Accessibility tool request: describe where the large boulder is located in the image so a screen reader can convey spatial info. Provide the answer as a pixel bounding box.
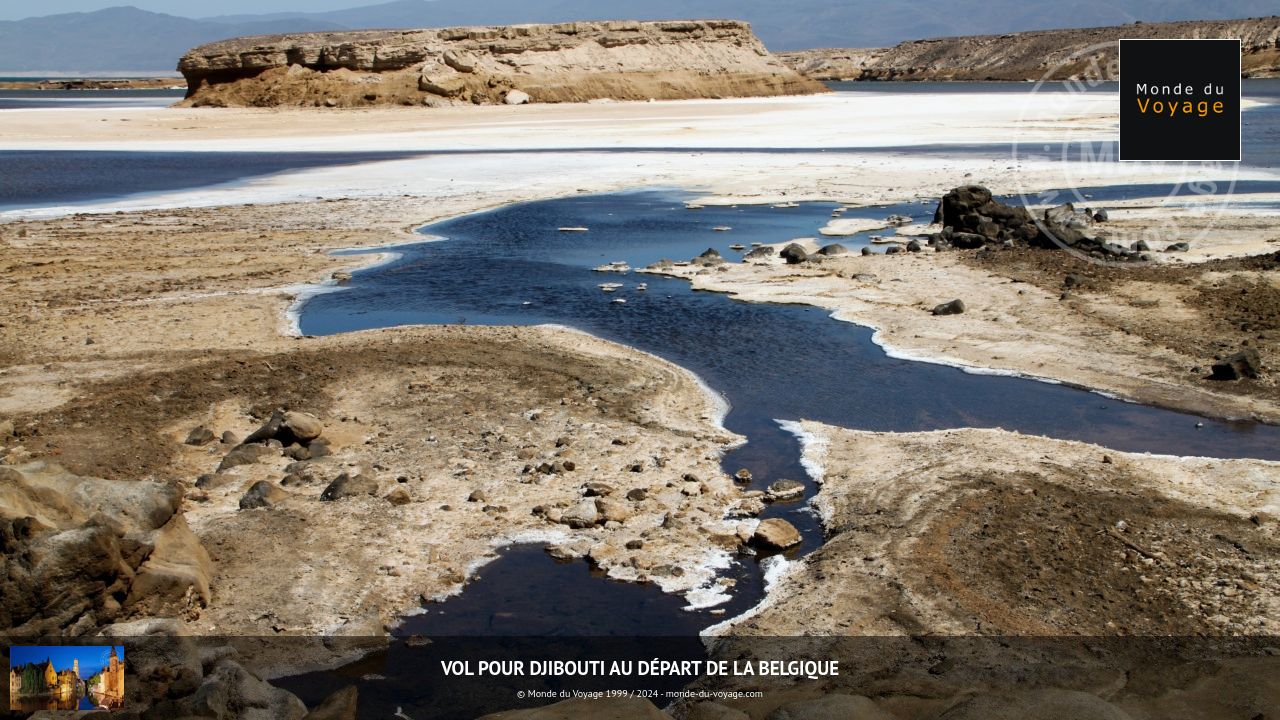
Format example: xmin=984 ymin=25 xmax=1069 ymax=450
xmin=780 ymin=243 xmax=810 ymax=264
xmin=560 ymin=499 xmax=600 ymax=529
xmin=1210 ymin=348 xmax=1263 ymax=380
xmin=283 ymin=412 xmax=324 ymax=441
xmin=752 ymin=518 xmax=802 ymax=550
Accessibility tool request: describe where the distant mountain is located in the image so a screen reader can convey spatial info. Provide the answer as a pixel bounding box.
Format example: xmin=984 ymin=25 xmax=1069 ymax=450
xmin=0 ymin=6 xmax=343 ymax=72
xmin=212 ymin=0 xmax=1280 ymax=49
xmin=3 ymin=0 xmax=1278 ymax=73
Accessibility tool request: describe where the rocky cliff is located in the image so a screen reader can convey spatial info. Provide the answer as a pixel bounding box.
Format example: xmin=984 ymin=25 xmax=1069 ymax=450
xmin=177 ymin=20 xmax=824 ymax=107
xmin=781 ymin=16 xmax=1280 ymax=81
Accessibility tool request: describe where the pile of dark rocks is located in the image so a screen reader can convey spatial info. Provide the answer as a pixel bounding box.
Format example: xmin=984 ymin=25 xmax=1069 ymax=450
xmin=929 ymin=185 xmax=1147 ymax=261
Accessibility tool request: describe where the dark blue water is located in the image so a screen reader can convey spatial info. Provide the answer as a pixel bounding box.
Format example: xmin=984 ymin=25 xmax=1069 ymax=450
xmin=302 ymin=189 xmax=1279 ymax=460
xmin=284 ymin=187 xmax=1280 ymax=717
xmin=0 ymin=150 xmax=420 ymax=211
xmin=5 ymin=79 xmax=1277 ymax=214
xmin=0 ymin=88 xmax=183 ymax=109
xmin=296 ymin=189 xmax=1280 ymax=641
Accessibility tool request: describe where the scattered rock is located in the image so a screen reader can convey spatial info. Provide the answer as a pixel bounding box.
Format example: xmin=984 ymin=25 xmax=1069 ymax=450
xmin=1165 ymin=242 xmax=1190 ymax=252
xmin=320 ymin=473 xmax=379 ymax=501
xmin=504 ymin=89 xmax=531 ymax=105
xmin=582 ymin=482 xmax=616 ymax=497
xmin=308 ymin=438 xmax=333 ymax=458
xmin=0 ymin=418 xmax=13 ymax=437
xmin=780 ymin=243 xmax=809 ymax=264
xmin=283 ymin=411 xmax=324 ymax=441
xmin=239 ymin=481 xmax=288 ymax=510
xmin=220 ymin=430 xmax=239 ymax=445
xmin=560 ymin=499 xmax=600 ymax=528
xmin=1093 ymin=209 xmax=1109 ymax=222
xmin=693 ymin=248 xmax=725 ymax=267
xmin=1210 ymin=348 xmax=1263 ymax=381
xmin=817 ymin=243 xmax=849 ymax=256
xmin=626 ymin=488 xmax=648 ymax=501
xmin=727 ymin=497 xmax=766 ymax=518
xmin=752 ymin=518 xmax=802 ymax=550
xmin=184 ymin=425 xmax=217 ymax=446
xmin=766 ymin=479 xmax=805 ymax=501
xmin=1131 ymin=239 xmax=1149 ymax=251
xmin=595 ymin=497 xmax=631 ymax=523
xmin=744 ymin=246 xmax=775 ymax=261
xmin=860 ymin=247 xmax=874 ymax=256
xmin=885 ymin=245 xmax=902 ymax=255
xmin=734 ymin=468 xmax=753 ymax=483
xmin=384 ymin=488 xmax=412 ymax=506
xmin=906 ymin=239 xmax=923 ymax=252
xmin=243 ymin=410 xmax=286 ymax=445
xmin=932 ymin=299 xmax=967 ymax=316
xmin=949 ymin=231 xmax=988 ymax=249
xmin=217 ymin=443 xmax=280 ymax=472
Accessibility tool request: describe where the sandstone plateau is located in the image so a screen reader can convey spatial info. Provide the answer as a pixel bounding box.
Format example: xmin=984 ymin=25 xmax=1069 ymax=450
xmin=781 ymin=15 xmax=1280 ymax=81
xmin=177 ymin=20 xmax=824 ymax=108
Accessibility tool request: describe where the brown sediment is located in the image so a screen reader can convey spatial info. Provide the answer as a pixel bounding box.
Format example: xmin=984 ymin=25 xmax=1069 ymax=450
xmin=718 ymin=423 xmax=1279 ymax=638
xmin=0 ymin=196 xmax=752 ymax=676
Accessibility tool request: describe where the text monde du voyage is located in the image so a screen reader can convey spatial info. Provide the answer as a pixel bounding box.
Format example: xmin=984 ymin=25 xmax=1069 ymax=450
xmin=1133 ymin=82 xmax=1230 ymax=118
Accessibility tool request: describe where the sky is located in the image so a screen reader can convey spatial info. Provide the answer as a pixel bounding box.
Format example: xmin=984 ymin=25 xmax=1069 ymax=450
xmin=0 ymin=1 xmax=377 ymax=21
xmin=9 ymin=646 xmax=124 ymax=678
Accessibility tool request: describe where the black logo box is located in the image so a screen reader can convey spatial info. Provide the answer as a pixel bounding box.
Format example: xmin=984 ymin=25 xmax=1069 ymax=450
xmin=1119 ymin=38 xmax=1241 ymax=162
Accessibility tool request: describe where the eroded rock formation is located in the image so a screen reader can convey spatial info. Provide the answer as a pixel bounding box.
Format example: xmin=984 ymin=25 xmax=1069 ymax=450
xmin=0 ymin=462 xmax=212 ymax=637
xmin=781 ymin=16 xmax=1280 ymax=81
xmin=177 ymin=20 xmax=824 ymax=108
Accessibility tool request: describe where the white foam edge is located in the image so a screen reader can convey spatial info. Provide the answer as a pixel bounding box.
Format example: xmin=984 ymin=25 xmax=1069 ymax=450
xmin=699 ymin=554 xmax=799 ymax=638
xmin=534 ymin=322 xmax=737 ymax=442
xmin=282 ymin=236 xmax=449 ymax=336
xmin=404 ymin=527 xmax=574 ymax=610
xmin=775 ymin=419 xmax=829 ymax=486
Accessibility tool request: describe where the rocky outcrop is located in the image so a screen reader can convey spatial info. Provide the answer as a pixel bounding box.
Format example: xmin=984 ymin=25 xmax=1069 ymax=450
xmin=781 ymin=16 xmax=1280 ymax=81
xmin=177 ymin=20 xmax=824 ymax=108
xmin=929 ymin=184 xmax=1141 ymax=261
xmin=0 ymin=462 xmax=212 ymax=637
